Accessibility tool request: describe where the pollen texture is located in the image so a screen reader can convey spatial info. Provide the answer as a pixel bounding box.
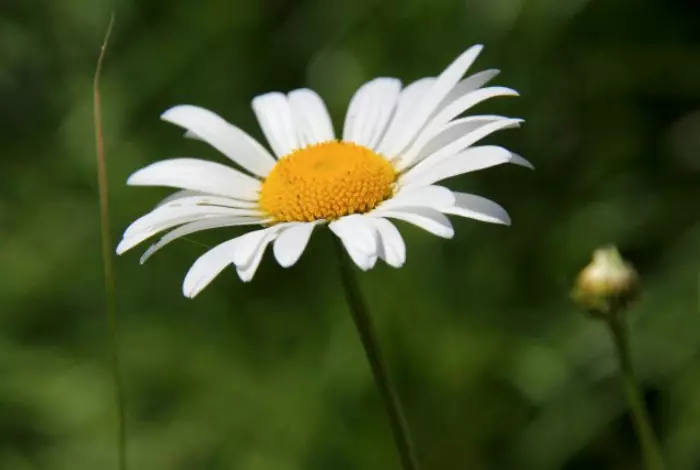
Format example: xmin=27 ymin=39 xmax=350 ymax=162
xmin=259 ymin=141 xmax=396 ymax=222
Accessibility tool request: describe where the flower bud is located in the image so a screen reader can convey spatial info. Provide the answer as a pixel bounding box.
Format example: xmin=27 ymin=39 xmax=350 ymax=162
xmin=571 ymin=245 xmax=640 ymax=318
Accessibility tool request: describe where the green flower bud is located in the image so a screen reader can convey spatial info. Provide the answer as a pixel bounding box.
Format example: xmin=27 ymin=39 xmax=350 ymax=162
xmin=571 ymin=245 xmax=640 ymax=318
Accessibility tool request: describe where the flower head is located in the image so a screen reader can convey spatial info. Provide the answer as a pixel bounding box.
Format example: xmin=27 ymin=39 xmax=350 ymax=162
xmin=572 ymin=245 xmax=640 ymax=317
xmin=117 ymin=45 xmax=531 ymax=297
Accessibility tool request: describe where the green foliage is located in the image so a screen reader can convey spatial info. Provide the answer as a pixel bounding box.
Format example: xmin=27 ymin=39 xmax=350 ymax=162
xmin=1 ymin=0 xmax=700 ymax=468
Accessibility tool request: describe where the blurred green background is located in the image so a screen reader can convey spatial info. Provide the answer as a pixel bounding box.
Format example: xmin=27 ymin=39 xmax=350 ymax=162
xmin=2 ymin=0 xmax=700 ymax=468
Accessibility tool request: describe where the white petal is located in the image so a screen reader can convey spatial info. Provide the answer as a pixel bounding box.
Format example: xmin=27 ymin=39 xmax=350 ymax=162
xmin=123 ymin=206 xmax=261 ymax=238
xmin=382 ymin=45 xmax=484 ymax=156
xmin=139 ymin=216 xmax=268 ymax=264
xmin=288 ymin=89 xmax=335 ymax=146
xmin=182 ymin=225 xmax=283 ymax=297
xmin=441 ymin=193 xmax=511 ymax=225
xmin=399 ymin=115 xmax=515 ymax=169
xmin=118 ymin=206 xmax=263 ymax=254
xmin=127 ymin=158 xmax=261 ymax=200
xmin=158 ymin=195 xmax=260 ymax=210
xmin=364 ymin=80 xmax=402 ymax=149
xmin=252 ymin=92 xmax=299 ymax=158
xmin=236 ymin=229 xmax=281 ymax=282
xmin=415 ymin=86 xmax=519 ymax=145
xmin=273 ymin=222 xmax=319 ymax=268
xmin=343 ymin=78 xmax=401 ymax=149
xmin=182 ymin=237 xmax=241 ymax=298
xmin=184 ymin=129 xmax=201 ymax=140
xmin=156 ymin=190 xmax=212 ymax=207
xmin=338 ymin=236 xmax=378 ymax=271
xmin=399 ymin=118 xmax=522 ymax=175
xmin=230 ymin=228 xmax=276 ymax=267
xmin=378 ymin=185 xmax=455 ymax=211
xmin=378 ymin=77 xmax=436 ymax=154
xmin=370 ymin=207 xmax=454 ymax=238
xmin=434 ymin=69 xmax=500 ymax=113
xmin=399 ymin=146 xmax=529 ymax=188
xmin=510 ymin=153 xmax=534 ymax=169
xmin=160 ymin=105 xmax=276 ymax=177
xmin=370 ymin=217 xmax=405 ymax=268
xmin=329 ymin=214 xmax=378 ymax=255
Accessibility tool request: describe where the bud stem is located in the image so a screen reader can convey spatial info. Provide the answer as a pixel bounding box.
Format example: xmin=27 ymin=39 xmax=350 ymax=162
xmin=607 ymin=317 xmax=665 ymax=470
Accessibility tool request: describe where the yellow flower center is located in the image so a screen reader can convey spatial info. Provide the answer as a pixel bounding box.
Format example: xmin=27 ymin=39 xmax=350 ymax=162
xmin=259 ymin=141 xmax=396 ymax=223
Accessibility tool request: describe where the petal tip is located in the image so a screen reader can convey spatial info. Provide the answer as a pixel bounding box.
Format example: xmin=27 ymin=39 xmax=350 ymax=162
xmin=139 ymin=246 xmax=157 ymax=264
xmin=511 ymin=153 xmax=534 ymax=170
xmin=182 ymin=283 xmax=200 ymax=299
xmin=125 ymin=170 xmax=146 ymax=186
xmin=278 ymin=257 xmax=294 ymax=269
xmin=497 ymin=87 xmax=520 ymax=98
xmin=115 ymin=239 xmax=130 ymax=255
xmin=184 ymin=130 xmax=199 ymax=140
xmin=252 ymin=91 xmax=284 ymax=106
xmin=160 ymin=105 xmax=189 ymax=121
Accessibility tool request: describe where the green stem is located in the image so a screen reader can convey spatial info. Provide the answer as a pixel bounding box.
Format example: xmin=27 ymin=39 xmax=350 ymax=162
xmin=607 ymin=317 xmax=665 ymax=470
xmin=93 ymin=13 xmax=127 ymax=470
xmin=332 ymin=237 xmax=420 ymax=470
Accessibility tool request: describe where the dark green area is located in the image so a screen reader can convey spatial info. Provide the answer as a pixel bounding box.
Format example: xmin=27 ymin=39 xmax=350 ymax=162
xmin=1 ymin=0 xmax=700 ymax=468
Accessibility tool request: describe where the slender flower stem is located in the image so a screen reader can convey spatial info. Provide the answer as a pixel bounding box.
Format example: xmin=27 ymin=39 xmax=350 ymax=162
xmin=331 ymin=237 xmax=420 ymax=470
xmin=606 ymin=317 xmax=665 ymax=470
xmin=93 ymin=13 xmax=127 ymax=470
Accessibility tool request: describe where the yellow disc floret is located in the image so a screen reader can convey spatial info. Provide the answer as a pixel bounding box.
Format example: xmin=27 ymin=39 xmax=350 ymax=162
xmin=259 ymin=141 xmax=396 ymax=223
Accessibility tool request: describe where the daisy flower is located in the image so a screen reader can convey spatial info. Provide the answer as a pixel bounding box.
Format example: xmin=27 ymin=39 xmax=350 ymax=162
xmin=117 ymin=44 xmax=531 ymax=298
